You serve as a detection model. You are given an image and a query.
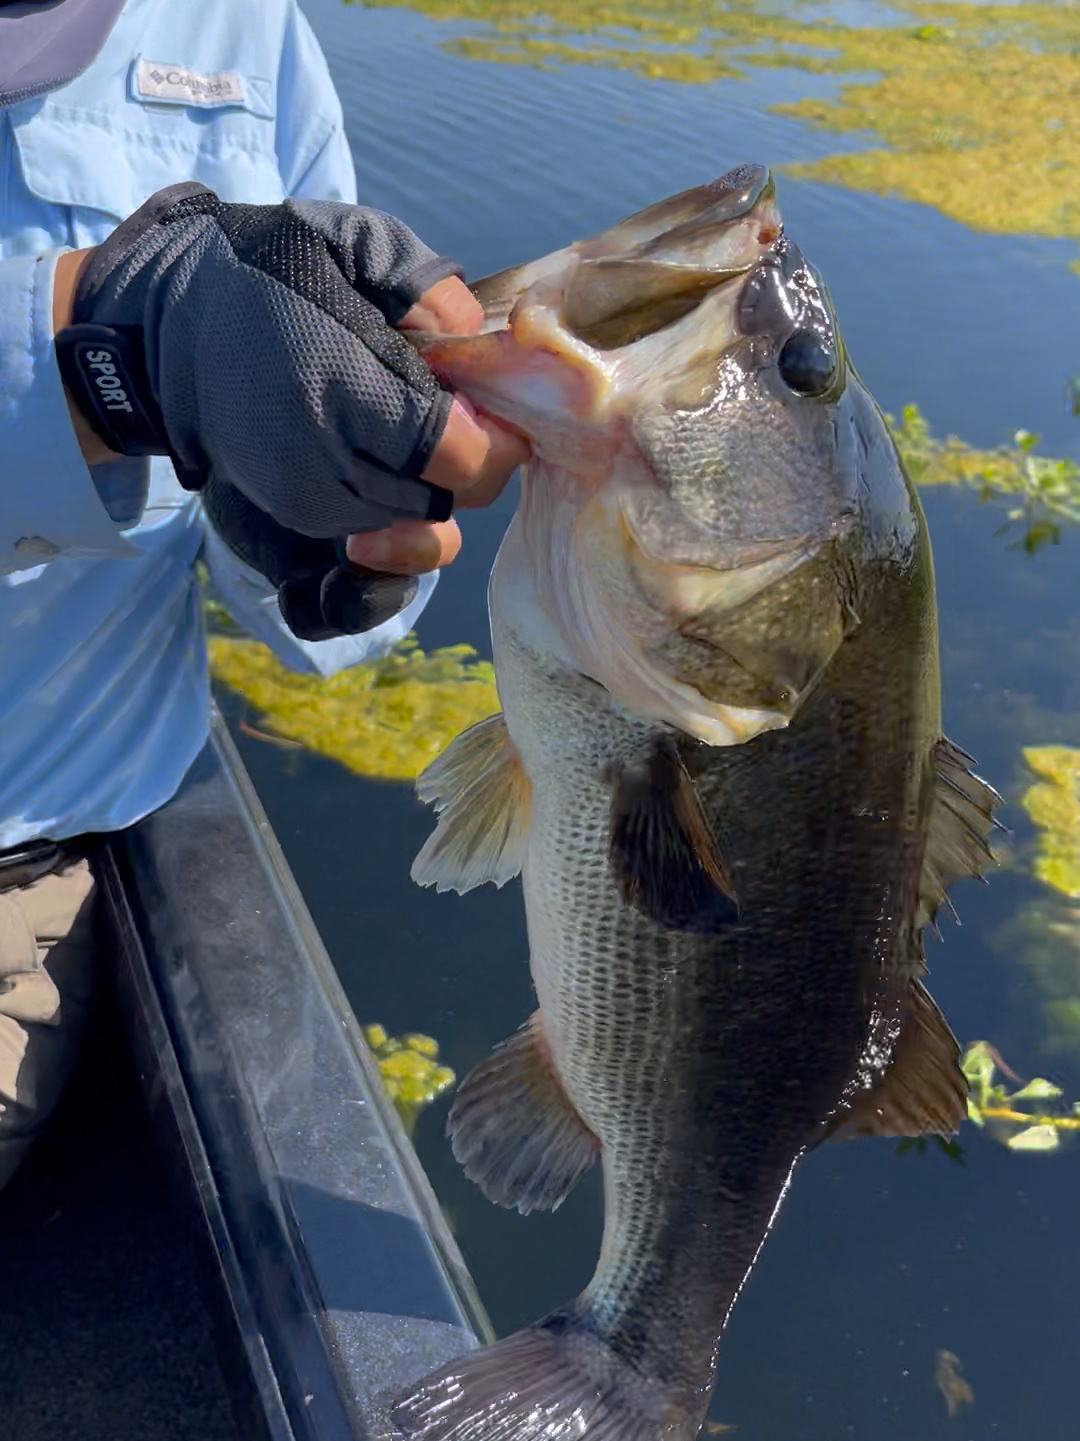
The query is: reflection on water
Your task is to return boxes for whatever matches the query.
[211,3,1080,1436]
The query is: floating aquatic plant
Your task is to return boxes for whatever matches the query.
[350,0,1080,274]
[960,1039,1080,1153]
[934,1349,975,1419]
[999,746,1080,1055]
[208,632,499,781]
[774,3,1080,269]
[363,1023,456,1134]
[887,404,1080,553]
[1022,745,1080,901]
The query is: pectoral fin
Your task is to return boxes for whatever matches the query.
[448,1014,599,1215]
[411,713,530,894]
[835,979,967,1138]
[919,737,1004,934]
[608,742,737,931]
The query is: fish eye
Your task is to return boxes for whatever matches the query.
[777,329,836,397]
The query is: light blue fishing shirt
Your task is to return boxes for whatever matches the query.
[0,0,436,847]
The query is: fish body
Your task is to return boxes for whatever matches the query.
[394,167,999,1441]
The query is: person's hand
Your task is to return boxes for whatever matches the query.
[52,183,529,638]
[346,274,528,577]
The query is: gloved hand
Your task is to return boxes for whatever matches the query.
[54,182,517,638]
[200,473,422,640]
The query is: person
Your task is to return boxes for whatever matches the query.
[0,0,529,1188]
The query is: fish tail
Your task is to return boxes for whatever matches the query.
[391,1305,708,1441]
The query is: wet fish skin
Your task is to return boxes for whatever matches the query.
[394,165,996,1441]
[482,438,929,1405]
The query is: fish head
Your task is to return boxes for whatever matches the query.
[421,166,872,746]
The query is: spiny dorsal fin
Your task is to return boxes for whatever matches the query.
[836,978,967,1139]
[919,737,1004,935]
[411,712,530,894]
[608,741,737,931]
[448,1013,599,1215]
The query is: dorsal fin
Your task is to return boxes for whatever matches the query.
[608,741,737,931]
[919,737,1004,935]
[411,713,531,894]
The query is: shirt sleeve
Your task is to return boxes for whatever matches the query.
[275,4,358,204]
[0,249,138,575]
[197,0,439,672]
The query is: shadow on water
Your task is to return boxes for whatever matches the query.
[216,3,1080,1436]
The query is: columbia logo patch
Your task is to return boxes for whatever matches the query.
[134,58,247,108]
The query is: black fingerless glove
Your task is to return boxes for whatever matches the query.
[56,182,462,636]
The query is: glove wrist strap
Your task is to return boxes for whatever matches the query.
[54,321,167,458]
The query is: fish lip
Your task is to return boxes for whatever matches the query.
[635,166,776,253]
[675,163,775,232]
[577,164,778,266]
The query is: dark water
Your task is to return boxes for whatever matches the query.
[219,5,1080,1437]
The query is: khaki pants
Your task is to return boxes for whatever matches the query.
[0,860,97,1189]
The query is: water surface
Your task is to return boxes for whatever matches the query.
[217,5,1080,1436]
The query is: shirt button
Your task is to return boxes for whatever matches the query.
[14,536,60,559]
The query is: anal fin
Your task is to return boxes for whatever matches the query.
[608,740,737,931]
[411,712,530,894]
[448,1014,598,1215]
[839,979,967,1138]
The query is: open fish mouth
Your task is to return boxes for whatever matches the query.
[406,164,784,449]
[559,164,779,348]
[469,163,779,335]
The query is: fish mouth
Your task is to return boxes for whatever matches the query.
[559,167,781,351]
[403,165,784,439]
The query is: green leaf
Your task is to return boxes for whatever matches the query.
[1021,520,1061,555]
[896,1136,928,1156]
[960,1041,997,1100]
[1014,429,1038,452]
[1006,1124,1060,1152]
[933,1135,966,1165]
[1009,1078,1064,1101]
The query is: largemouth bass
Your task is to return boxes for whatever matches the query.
[393,165,1000,1441]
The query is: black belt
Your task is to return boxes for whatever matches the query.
[0,839,84,894]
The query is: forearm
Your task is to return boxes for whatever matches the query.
[52,246,119,468]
